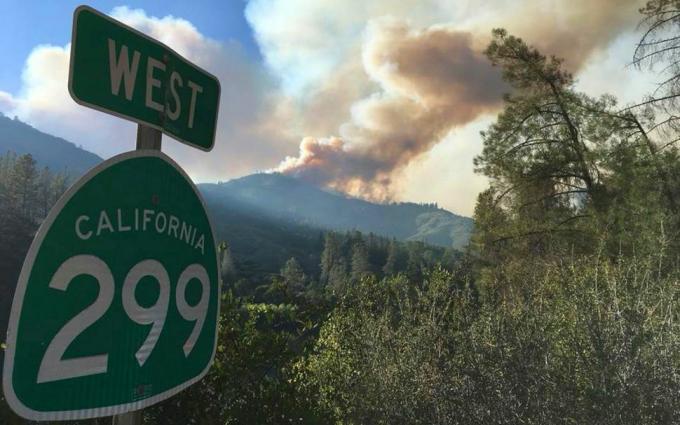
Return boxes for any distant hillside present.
[204,193,325,281]
[0,114,102,177]
[0,117,472,269]
[199,173,473,249]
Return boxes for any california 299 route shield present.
[2,150,220,421]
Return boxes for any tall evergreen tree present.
[281,257,306,296]
[36,167,53,218]
[350,241,372,282]
[382,239,403,276]
[327,258,349,297]
[634,0,680,134]
[219,241,237,286]
[50,172,68,207]
[9,154,38,218]
[320,233,342,285]
[473,29,674,265]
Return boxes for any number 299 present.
[37,255,211,384]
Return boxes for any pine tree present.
[473,29,668,260]
[327,258,348,297]
[382,239,402,276]
[36,167,53,218]
[281,257,306,296]
[0,154,10,206]
[350,241,372,282]
[9,154,38,218]
[219,241,237,285]
[320,233,342,285]
[0,151,16,186]
[405,242,425,282]
[50,172,68,206]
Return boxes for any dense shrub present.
[297,256,680,424]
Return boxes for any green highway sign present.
[2,151,220,420]
[69,6,221,151]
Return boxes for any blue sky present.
[0,1,260,93]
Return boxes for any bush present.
[297,256,680,424]
[145,292,324,424]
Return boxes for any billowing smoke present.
[510,0,642,71]
[277,20,504,199]
[273,0,643,201]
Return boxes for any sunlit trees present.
[280,257,307,297]
[473,29,680,280]
[350,241,372,282]
[0,152,70,424]
[8,154,38,218]
[0,153,68,336]
[297,255,680,424]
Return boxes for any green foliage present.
[0,152,68,348]
[350,241,371,283]
[633,0,680,134]
[280,257,307,296]
[288,28,680,424]
[0,152,72,424]
[8,154,38,217]
[320,232,344,287]
[219,241,237,284]
[297,256,680,424]
[145,293,325,424]
[138,229,460,423]
[472,28,680,289]
[475,30,605,253]
[382,239,404,276]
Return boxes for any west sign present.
[69,6,221,151]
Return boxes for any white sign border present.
[2,150,222,421]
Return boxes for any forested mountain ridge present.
[199,173,473,249]
[0,114,102,178]
[0,114,472,251]
[201,175,466,284]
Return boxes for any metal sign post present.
[113,410,142,425]
[136,124,163,151]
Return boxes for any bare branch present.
[518,190,589,211]
[491,215,591,244]
[621,93,680,111]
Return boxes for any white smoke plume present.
[263,0,644,202]
[277,19,504,199]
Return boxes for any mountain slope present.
[0,114,102,177]
[0,116,472,253]
[199,173,473,249]
[203,194,324,281]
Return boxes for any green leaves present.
[298,256,680,424]
[473,28,680,272]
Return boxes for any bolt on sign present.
[2,151,220,420]
[69,6,221,151]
